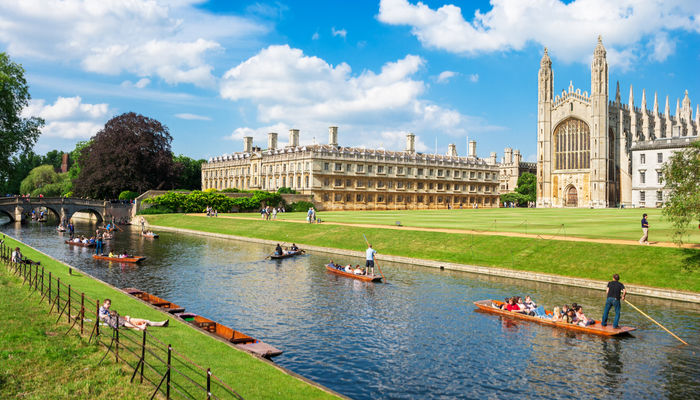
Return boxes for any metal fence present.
[0,243,244,400]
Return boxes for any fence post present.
[140,329,146,383]
[80,293,85,335]
[207,368,211,400]
[40,266,44,295]
[47,272,52,303]
[67,285,72,323]
[56,277,61,313]
[166,345,172,400]
[115,315,120,363]
[96,299,100,338]
[34,264,39,290]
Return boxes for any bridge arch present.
[24,205,62,221]
[66,208,104,225]
[0,208,15,223]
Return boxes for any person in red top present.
[505,298,521,312]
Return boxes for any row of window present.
[639,153,663,164]
[322,193,496,204]
[323,162,495,180]
[204,162,313,179]
[323,178,493,193]
[638,171,663,185]
[639,191,664,202]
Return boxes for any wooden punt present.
[177,313,283,358]
[270,250,304,259]
[65,240,96,248]
[142,232,159,239]
[93,254,145,263]
[325,264,383,282]
[473,300,636,336]
[122,288,185,314]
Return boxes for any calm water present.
[2,219,699,400]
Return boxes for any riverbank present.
[145,214,700,299]
[0,233,341,399]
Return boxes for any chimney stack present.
[406,133,416,153]
[447,143,457,157]
[289,129,299,147]
[244,136,253,153]
[468,140,477,158]
[504,147,513,164]
[267,132,278,150]
[328,126,338,146]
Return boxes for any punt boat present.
[270,250,304,259]
[93,254,146,263]
[123,288,185,313]
[473,300,636,336]
[177,313,283,358]
[65,240,96,248]
[325,264,383,282]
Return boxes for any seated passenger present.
[344,265,353,273]
[551,307,563,322]
[505,298,521,312]
[515,297,534,315]
[575,306,594,326]
[353,266,363,275]
[290,243,299,251]
[328,260,336,268]
[274,243,283,255]
[108,251,115,257]
[561,304,570,317]
[563,309,576,324]
[523,296,537,311]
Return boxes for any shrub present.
[118,190,139,200]
[137,205,174,215]
[277,187,297,194]
[288,201,314,212]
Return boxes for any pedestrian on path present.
[639,213,649,245]
[601,274,626,329]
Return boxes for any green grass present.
[147,214,700,293]
[0,263,149,399]
[256,208,700,244]
[0,235,339,400]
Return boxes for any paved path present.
[187,214,700,249]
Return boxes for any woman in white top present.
[344,265,353,273]
[353,266,363,275]
[551,307,563,322]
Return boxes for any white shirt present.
[365,248,376,261]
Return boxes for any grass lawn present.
[0,261,149,399]
[260,208,700,244]
[147,214,700,293]
[0,235,339,400]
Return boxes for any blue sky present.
[3,0,699,162]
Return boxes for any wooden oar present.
[625,299,688,345]
[362,234,386,282]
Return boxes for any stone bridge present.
[0,197,133,224]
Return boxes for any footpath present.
[151,221,700,304]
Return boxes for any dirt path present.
[187,214,700,249]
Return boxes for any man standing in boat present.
[365,244,377,276]
[601,274,626,329]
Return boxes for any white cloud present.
[332,27,347,38]
[436,70,456,83]
[377,0,700,67]
[175,113,211,121]
[468,73,479,83]
[22,96,111,139]
[648,32,676,62]
[219,45,503,152]
[0,0,266,86]
[312,32,320,40]
[120,78,151,89]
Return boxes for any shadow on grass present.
[682,249,700,272]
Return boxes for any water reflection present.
[2,219,699,400]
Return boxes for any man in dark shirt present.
[639,213,649,245]
[601,273,626,329]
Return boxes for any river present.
[2,218,699,399]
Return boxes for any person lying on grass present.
[99,299,169,330]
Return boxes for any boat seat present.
[151,301,171,307]
[197,321,217,332]
[230,337,255,344]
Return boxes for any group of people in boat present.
[495,296,595,327]
[274,243,300,256]
[106,251,132,259]
[71,235,95,245]
[328,261,370,276]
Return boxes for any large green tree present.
[662,141,700,245]
[0,52,44,189]
[173,154,205,190]
[0,151,43,194]
[73,112,177,198]
[515,172,536,203]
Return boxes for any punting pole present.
[626,300,688,345]
[362,234,386,283]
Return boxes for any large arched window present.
[554,118,590,170]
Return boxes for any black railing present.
[0,243,244,400]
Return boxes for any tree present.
[0,150,43,194]
[662,141,700,245]
[73,113,177,198]
[20,165,61,194]
[515,172,536,203]
[0,52,44,188]
[173,155,205,190]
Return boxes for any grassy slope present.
[0,263,150,399]
[0,235,338,400]
[266,208,700,244]
[147,214,700,293]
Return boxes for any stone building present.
[201,127,500,210]
[498,148,537,193]
[537,36,699,208]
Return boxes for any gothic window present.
[554,118,590,170]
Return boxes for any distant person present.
[601,274,626,329]
[95,231,103,255]
[639,213,649,245]
[365,244,377,276]
[275,243,283,256]
[11,247,22,263]
[140,216,146,233]
[99,299,169,330]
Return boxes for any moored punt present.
[270,250,305,259]
[123,288,185,314]
[178,313,283,358]
[142,232,159,239]
[65,240,96,248]
[473,300,636,336]
[325,264,383,282]
[93,254,146,263]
